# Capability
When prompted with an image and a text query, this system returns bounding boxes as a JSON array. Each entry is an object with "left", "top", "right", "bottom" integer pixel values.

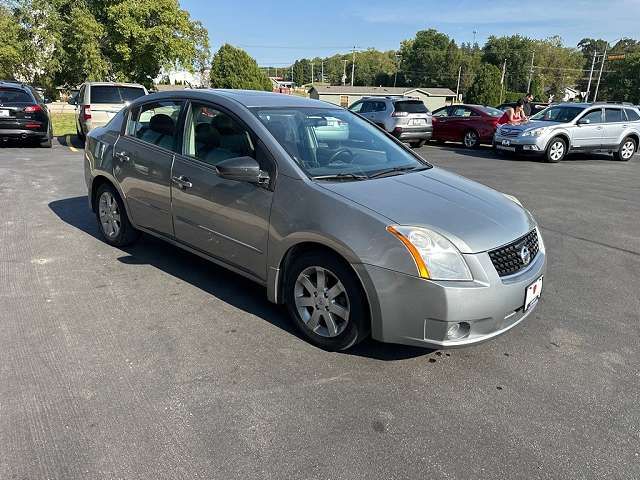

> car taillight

[
  {"left": 24, "top": 105, "right": 42, "bottom": 113},
  {"left": 392, "top": 111, "right": 409, "bottom": 117},
  {"left": 83, "top": 105, "right": 92, "bottom": 121}
]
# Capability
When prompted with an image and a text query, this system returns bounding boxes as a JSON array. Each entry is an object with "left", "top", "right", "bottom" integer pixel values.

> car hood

[
  {"left": 499, "top": 120, "right": 562, "bottom": 133},
  {"left": 319, "top": 167, "right": 536, "bottom": 253}
]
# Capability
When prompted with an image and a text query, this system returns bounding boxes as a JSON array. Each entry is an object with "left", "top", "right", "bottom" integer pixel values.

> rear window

[
  {"left": 624, "top": 108, "right": 640, "bottom": 121},
  {"left": 0, "top": 88, "right": 33, "bottom": 103},
  {"left": 605, "top": 108, "right": 624, "bottom": 123},
  {"left": 91, "top": 86, "right": 146, "bottom": 104},
  {"left": 393, "top": 100, "right": 428, "bottom": 114},
  {"left": 479, "top": 106, "right": 504, "bottom": 117}
]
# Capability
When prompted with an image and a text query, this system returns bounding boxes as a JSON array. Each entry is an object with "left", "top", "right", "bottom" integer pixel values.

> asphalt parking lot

[{"left": 1, "top": 138, "right": 639, "bottom": 479}]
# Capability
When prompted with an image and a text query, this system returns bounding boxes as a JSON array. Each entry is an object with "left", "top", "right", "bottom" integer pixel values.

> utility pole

[
  {"left": 455, "top": 66, "right": 462, "bottom": 102},
  {"left": 341, "top": 60, "right": 348, "bottom": 85},
  {"left": 499, "top": 59, "right": 507, "bottom": 104},
  {"left": 291, "top": 65, "right": 294, "bottom": 85},
  {"left": 526, "top": 51, "right": 535, "bottom": 93},
  {"left": 393, "top": 54, "right": 401, "bottom": 87},
  {"left": 321, "top": 61, "right": 324, "bottom": 84},
  {"left": 311, "top": 62, "right": 314, "bottom": 85},
  {"left": 585, "top": 51, "right": 598, "bottom": 102},
  {"left": 594, "top": 47, "right": 607, "bottom": 102},
  {"left": 351, "top": 46, "right": 356, "bottom": 87}
]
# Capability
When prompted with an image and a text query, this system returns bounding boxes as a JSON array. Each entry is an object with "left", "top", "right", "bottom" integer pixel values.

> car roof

[
  {"left": 84, "top": 82, "right": 146, "bottom": 88},
  {"left": 138, "top": 89, "right": 340, "bottom": 109}
]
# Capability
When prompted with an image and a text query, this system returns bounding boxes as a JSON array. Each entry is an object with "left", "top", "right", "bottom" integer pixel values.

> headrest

[
  {"left": 211, "top": 114, "right": 237, "bottom": 133},
  {"left": 195, "top": 123, "right": 221, "bottom": 148},
  {"left": 149, "top": 114, "right": 175, "bottom": 136}
]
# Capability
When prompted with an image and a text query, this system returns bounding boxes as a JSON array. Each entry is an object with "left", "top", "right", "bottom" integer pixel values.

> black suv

[{"left": 0, "top": 81, "right": 53, "bottom": 147}]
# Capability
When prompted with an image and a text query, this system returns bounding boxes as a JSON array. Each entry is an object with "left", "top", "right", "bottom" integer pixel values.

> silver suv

[
  {"left": 494, "top": 103, "right": 640, "bottom": 162},
  {"left": 349, "top": 96, "right": 432, "bottom": 148},
  {"left": 85, "top": 90, "right": 545, "bottom": 351}
]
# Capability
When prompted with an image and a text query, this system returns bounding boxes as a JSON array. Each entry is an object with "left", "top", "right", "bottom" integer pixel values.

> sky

[{"left": 180, "top": 0, "right": 640, "bottom": 66}]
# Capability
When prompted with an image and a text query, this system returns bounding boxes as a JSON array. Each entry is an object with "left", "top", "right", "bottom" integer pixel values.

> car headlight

[
  {"left": 503, "top": 193, "right": 523, "bottom": 207},
  {"left": 387, "top": 226, "right": 472, "bottom": 281},
  {"left": 522, "top": 127, "right": 546, "bottom": 137}
]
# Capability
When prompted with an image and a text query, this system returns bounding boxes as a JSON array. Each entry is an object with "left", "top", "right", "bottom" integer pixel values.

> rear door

[
  {"left": 572, "top": 108, "right": 604, "bottom": 149},
  {"left": 90, "top": 85, "right": 147, "bottom": 129},
  {"left": 113, "top": 98, "right": 184, "bottom": 237},
  {"left": 602, "top": 108, "right": 627, "bottom": 148},
  {"left": 170, "top": 101, "right": 274, "bottom": 280}
]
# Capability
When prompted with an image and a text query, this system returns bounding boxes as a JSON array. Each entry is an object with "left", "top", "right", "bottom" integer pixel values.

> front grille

[
  {"left": 498, "top": 128, "right": 521, "bottom": 137},
  {"left": 488, "top": 230, "right": 540, "bottom": 277}
]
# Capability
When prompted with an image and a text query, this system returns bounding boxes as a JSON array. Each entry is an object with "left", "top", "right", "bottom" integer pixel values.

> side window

[
  {"left": 452, "top": 107, "right": 473, "bottom": 117},
  {"left": 605, "top": 108, "right": 624, "bottom": 123},
  {"left": 126, "top": 100, "right": 183, "bottom": 152},
  {"left": 184, "top": 103, "right": 255, "bottom": 166},
  {"left": 581, "top": 109, "right": 603, "bottom": 124},
  {"left": 360, "top": 101, "right": 373, "bottom": 113},
  {"left": 375, "top": 101, "right": 387, "bottom": 112},
  {"left": 349, "top": 102, "right": 363, "bottom": 113},
  {"left": 78, "top": 86, "right": 85, "bottom": 104},
  {"left": 624, "top": 108, "right": 640, "bottom": 121},
  {"left": 432, "top": 108, "right": 449, "bottom": 117}
]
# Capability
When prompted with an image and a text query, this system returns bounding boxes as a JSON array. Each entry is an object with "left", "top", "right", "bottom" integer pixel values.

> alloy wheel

[
  {"left": 621, "top": 140, "right": 635, "bottom": 159},
  {"left": 464, "top": 131, "right": 478, "bottom": 148},
  {"left": 294, "top": 266, "right": 350, "bottom": 338},
  {"left": 549, "top": 141, "right": 565, "bottom": 161},
  {"left": 98, "top": 191, "right": 121, "bottom": 239}
]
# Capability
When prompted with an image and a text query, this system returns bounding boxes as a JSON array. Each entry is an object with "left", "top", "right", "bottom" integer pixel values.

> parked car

[
  {"left": 349, "top": 96, "right": 432, "bottom": 148},
  {"left": 493, "top": 102, "right": 640, "bottom": 162},
  {"left": 497, "top": 102, "right": 549, "bottom": 116},
  {"left": 0, "top": 80, "right": 53, "bottom": 147},
  {"left": 431, "top": 104, "right": 504, "bottom": 148},
  {"left": 72, "top": 82, "right": 147, "bottom": 140},
  {"left": 85, "top": 90, "right": 546, "bottom": 351}
]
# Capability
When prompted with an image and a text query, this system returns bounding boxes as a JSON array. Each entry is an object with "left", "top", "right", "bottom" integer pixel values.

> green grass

[{"left": 51, "top": 113, "right": 76, "bottom": 137}]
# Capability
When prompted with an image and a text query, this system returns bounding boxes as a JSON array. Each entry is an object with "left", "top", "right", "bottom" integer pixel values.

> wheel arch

[{"left": 90, "top": 174, "right": 129, "bottom": 218}]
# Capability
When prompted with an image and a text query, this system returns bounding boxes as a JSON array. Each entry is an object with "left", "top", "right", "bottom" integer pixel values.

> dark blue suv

[{"left": 0, "top": 81, "right": 53, "bottom": 147}]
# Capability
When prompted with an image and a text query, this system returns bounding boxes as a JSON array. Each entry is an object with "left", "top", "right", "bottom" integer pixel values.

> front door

[
  {"left": 170, "top": 102, "right": 274, "bottom": 281},
  {"left": 572, "top": 108, "right": 604, "bottom": 149},
  {"left": 113, "top": 98, "right": 184, "bottom": 237}
]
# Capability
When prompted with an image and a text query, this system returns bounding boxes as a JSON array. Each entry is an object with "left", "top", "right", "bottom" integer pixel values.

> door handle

[
  {"left": 172, "top": 175, "right": 193, "bottom": 190},
  {"left": 114, "top": 151, "right": 130, "bottom": 163}
]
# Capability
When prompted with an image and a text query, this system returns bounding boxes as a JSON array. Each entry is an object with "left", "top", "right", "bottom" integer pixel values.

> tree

[
  {"left": 0, "top": 5, "right": 24, "bottom": 79},
  {"left": 209, "top": 44, "right": 272, "bottom": 91},
  {"left": 600, "top": 52, "right": 640, "bottom": 103},
  {"left": 482, "top": 35, "right": 535, "bottom": 93},
  {"left": 465, "top": 64, "right": 502, "bottom": 106},
  {"left": 399, "top": 29, "right": 460, "bottom": 88}
]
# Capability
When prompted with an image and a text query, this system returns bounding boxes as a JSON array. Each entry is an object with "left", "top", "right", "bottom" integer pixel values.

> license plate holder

[
  {"left": 0, "top": 109, "right": 9, "bottom": 117},
  {"left": 524, "top": 276, "right": 543, "bottom": 312}
]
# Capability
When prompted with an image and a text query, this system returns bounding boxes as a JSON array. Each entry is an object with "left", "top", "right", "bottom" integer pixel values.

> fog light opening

[{"left": 446, "top": 322, "right": 470, "bottom": 340}]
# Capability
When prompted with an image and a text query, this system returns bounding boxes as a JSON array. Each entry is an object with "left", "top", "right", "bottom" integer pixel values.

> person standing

[
  {"left": 497, "top": 100, "right": 527, "bottom": 125},
  {"left": 521, "top": 93, "right": 534, "bottom": 117}
]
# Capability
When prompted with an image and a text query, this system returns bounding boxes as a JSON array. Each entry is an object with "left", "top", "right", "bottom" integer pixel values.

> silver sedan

[{"left": 84, "top": 89, "right": 546, "bottom": 350}]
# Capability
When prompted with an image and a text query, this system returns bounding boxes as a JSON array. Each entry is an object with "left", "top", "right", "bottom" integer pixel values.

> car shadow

[
  {"left": 48, "top": 195, "right": 433, "bottom": 361},
  {"left": 427, "top": 141, "right": 625, "bottom": 163},
  {"left": 56, "top": 135, "right": 84, "bottom": 149}
]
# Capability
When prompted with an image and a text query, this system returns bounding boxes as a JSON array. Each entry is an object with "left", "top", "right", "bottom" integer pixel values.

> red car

[{"left": 431, "top": 104, "right": 504, "bottom": 148}]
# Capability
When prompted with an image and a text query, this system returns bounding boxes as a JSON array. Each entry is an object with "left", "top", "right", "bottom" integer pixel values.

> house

[
  {"left": 269, "top": 77, "right": 295, "bottom": 93},
  {"left": 308, "top": 85, "right": 457, "bottom": 111}
]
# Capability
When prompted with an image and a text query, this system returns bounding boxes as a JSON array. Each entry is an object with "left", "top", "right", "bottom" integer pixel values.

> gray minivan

[{"left": 84, "top": 90, "right": 546, "bottom": 351}]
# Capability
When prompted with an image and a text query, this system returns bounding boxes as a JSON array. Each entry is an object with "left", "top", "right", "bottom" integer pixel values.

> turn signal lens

[{"left": 386, "top": 226, "right": 430, "bottom": 278}]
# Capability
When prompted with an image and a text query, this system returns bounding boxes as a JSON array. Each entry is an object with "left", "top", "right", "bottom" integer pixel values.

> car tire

[
  {"left": 95, "top": 183, "right": 140, "bottom": 247},
  {"left": 613, "top": 136, "right": 636, "bottom": 161},
  {"left": 40, "top": 136, "right": 52, "bottom": 148},
  {"left": 410, "top": 140, "right": 425, "bottom": 148},
  {"left": 463, "top": 129, "right": 480, "bottom": 148},
  {"left": 284, "top": 251, "right": 370, "bottom": 351},
  {"left": 545, "top": 137, "right": 567, "bottom": 163}
]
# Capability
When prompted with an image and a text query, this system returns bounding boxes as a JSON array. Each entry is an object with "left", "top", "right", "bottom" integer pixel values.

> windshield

[
  {"left": 252, "top": 107, "right": 430, "bottom": 179},
  {"left": 531, "top": 106, "right": 583, "bottom": 122},
  {"left": 393, "top": 100, "right": 429, "bottom": 114},
  {"left": 91, "top": 86, "right": 146, "bottom": 104},
  {"left": 480, "top": 106, "right": 504, "bottom": 117}
]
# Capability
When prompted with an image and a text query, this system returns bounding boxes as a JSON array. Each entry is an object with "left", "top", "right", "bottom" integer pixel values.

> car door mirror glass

[{"left": 216, "top": 156, "right": 266, "bottom": 185}]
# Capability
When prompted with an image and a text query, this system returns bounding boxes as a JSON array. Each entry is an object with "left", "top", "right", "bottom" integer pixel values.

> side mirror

[
  {"left": 216, "top": 156, "right": 269, "bottom": 185},
  {"left": 578, "top": 118, "right": 591, "bottom": 125}
]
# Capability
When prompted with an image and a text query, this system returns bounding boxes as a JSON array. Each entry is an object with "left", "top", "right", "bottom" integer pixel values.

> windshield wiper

[
  {"left": 368, "top": 165, "right": 429, "bottom": 179},
  {"left": 312, "top": 172, "right": 369, "bottom": 181}
]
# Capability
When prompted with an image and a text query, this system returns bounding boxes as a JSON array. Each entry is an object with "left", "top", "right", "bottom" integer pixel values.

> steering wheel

[{"left": 327, "top": 148, "right": 354, "bottom": 165}]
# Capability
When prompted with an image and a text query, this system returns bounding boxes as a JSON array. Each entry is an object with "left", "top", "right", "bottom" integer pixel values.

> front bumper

[
  {"left": 493, "top": 133, "right": 548, "bottom": 155},
  {"left": 360, "top": 243, "right": 546, "bottom": 348}
]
